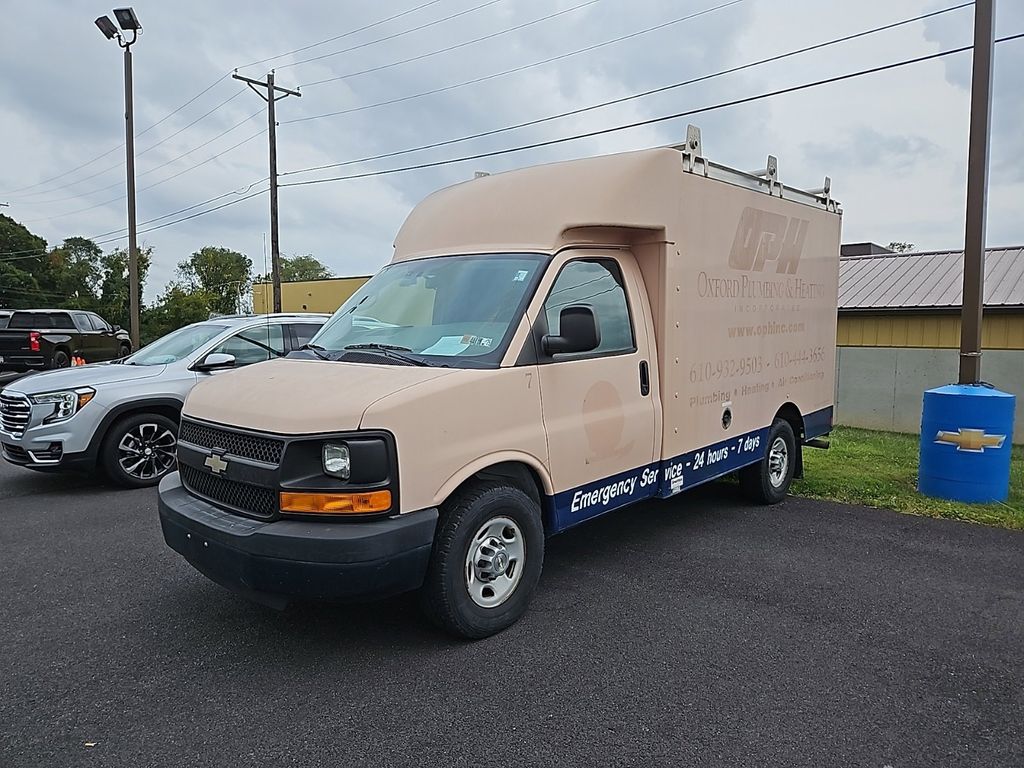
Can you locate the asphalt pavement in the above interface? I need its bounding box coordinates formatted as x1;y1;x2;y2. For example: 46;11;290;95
1;458;1022;768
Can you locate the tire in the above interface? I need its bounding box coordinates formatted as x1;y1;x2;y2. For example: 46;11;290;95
52;350;70;369
739;418;797;504
420;482;544;639
118;344;132;358
100;412;179;489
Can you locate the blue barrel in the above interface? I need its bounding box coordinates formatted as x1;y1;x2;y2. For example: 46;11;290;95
919;384;1016;503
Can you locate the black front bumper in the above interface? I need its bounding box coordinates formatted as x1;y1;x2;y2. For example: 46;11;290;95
1;443;95;473
158;472;438;605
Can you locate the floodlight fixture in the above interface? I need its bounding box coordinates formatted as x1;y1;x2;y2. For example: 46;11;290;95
94;15;119;39
113;7;141;31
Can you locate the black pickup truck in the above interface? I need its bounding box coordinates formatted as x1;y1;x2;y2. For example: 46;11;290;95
0;309;131;371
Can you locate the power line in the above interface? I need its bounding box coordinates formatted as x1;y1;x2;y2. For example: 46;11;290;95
281;2;970;177
0;74;233;198
236;0;444;70
16;108;265;206
20;129;267;225
6;19;1019;271
297;0;601;88
87;178;269;240
0;180;268;261
286;0;747;125
3;1;454;198
11;90;249;204
93;188;268;247
278;0;509;73
280;32;1024;189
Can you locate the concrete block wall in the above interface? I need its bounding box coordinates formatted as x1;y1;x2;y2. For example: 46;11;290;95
835;347;1024;443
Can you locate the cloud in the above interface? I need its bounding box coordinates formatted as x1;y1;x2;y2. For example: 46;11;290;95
2;0;1023;308
802;127;939;171
923;0;1024;184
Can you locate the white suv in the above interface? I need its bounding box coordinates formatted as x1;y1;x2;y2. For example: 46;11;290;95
0;313;328;488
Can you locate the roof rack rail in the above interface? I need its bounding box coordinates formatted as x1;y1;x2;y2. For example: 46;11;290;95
671;124;840;213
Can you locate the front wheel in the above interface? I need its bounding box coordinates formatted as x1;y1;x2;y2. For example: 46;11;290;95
739;418;796;504
420;482;544;639
101;413;178;489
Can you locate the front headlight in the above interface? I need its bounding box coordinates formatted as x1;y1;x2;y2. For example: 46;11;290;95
31;387;96;424
322;443;351;479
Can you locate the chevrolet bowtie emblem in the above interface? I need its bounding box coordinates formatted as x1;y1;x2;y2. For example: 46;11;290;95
934;428;1006;453
204;453;229;474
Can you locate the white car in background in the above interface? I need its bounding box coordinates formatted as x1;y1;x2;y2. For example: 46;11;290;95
0;313;329;488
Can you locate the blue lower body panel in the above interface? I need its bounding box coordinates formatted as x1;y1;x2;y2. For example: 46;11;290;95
545;405;834;533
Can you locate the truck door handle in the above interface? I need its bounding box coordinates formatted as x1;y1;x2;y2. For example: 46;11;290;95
639;360;650;396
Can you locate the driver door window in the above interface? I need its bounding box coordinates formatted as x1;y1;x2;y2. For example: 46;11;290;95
542;259;635;356
209;324;285;366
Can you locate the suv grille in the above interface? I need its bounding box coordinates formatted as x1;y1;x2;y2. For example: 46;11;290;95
178;419;283;465
180;463;278;520
0;392;31;438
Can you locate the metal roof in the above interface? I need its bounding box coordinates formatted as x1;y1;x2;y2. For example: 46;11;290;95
839;246;1024;310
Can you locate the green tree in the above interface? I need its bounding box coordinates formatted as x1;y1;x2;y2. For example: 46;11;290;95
140;285;216;344
97;246;152;330
256;253;333;283
176;246;252;315
45;237;103;310
0;214;47;309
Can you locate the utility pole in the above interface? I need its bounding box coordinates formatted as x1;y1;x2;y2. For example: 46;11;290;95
233;71;300;314
958;0;995;384
95;8;143;350
124;41;140;349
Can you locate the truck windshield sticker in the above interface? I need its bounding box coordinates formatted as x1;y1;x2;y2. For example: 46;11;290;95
514;270;529;282
421;336;472;355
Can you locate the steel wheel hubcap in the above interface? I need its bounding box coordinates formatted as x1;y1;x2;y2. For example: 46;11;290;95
465;516;525;608
118;423;177;480
768;436;788;487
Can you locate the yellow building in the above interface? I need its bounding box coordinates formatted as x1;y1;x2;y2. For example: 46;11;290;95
836;244;1023;442
252;276;370;314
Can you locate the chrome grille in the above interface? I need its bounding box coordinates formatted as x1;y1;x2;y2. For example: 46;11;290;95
178;419;283;465
0;392;31;438
179;463;278;520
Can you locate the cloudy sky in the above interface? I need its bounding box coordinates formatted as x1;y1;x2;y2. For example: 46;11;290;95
1;0;1021;301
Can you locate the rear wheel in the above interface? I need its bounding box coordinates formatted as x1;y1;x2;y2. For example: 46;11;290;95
52;350;70;368
420;482;544;639
101;413;178;489
739;418;796;504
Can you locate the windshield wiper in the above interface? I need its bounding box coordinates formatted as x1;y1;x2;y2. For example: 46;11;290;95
344;343;430;366
300;342;331;361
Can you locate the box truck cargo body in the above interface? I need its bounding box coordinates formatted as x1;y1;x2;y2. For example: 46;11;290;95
159;128;842;637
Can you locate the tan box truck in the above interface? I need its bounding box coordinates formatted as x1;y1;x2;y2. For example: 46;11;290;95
159;127;841;638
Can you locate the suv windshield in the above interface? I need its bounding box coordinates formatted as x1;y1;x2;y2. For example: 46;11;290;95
312;253;546;365
126;323;228;366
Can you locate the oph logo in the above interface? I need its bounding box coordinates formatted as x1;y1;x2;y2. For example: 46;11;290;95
728;206;809;274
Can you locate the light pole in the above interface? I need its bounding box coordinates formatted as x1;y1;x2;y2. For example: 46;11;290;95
95;7;142;350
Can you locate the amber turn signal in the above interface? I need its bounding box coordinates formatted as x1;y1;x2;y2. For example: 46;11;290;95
280;490;392;515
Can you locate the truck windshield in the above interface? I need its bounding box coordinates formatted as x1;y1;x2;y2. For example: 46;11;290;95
125;323;228;366
312;253;546;365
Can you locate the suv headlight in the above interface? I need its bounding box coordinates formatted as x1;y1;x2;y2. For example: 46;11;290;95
322;443;351;479
31;387;96;424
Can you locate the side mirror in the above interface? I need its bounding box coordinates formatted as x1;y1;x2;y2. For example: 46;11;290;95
112;324;121;332
542;305;600;356
195;352;236;372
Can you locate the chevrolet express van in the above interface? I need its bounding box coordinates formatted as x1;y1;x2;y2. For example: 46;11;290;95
159;128;841;638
